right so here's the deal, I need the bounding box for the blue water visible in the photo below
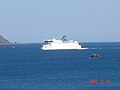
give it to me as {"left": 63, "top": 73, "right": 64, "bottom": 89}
{"left": 0, "top": 42, "right": 120, "bottom": 90}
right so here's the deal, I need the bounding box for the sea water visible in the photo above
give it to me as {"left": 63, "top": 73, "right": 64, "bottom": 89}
{"left": 0, "top": 42, "right": 120, "bottom": 90}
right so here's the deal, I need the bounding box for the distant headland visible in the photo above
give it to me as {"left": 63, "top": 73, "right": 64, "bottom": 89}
{"left": 0, "top": 35, "right": 10, "bottom": 44}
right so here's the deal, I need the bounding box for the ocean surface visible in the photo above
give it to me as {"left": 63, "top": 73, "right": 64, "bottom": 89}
{"left": 0, "top": 42, "right": 120, "bottom": 90}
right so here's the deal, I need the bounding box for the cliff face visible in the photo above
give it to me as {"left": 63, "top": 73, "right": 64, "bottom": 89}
{"left": 0, "top": 35, "right": 10, "bottom": 44}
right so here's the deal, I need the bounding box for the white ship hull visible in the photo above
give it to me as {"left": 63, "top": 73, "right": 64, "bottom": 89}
{"left": 42, "top": 47, "right": 87, "bottom": 50}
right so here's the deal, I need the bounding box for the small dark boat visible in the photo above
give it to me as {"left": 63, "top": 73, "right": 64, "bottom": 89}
{"left": 90, "top": 53, "right": 100, "bottom": 58}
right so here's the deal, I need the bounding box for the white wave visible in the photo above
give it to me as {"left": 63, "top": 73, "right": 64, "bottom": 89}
{"left": 88, "top": 48, "right": 104, "bottom": 50}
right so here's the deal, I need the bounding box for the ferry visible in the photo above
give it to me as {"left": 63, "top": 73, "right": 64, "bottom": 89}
{"left": 41, "top": 36, "right": 87, "bottom": 50}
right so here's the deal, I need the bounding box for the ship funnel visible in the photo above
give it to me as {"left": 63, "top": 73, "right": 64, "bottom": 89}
{"left": 62, "top": 36, "right": 67, "bottom": 42}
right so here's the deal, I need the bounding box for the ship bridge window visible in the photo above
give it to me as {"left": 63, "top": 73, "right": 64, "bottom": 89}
{"left": 44, "top": 41, "right": 53, "bottom": 43}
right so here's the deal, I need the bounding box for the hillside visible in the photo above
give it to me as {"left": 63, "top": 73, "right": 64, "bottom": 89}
{"left": 0, "top": 35, "right": 10, "bottom": 44}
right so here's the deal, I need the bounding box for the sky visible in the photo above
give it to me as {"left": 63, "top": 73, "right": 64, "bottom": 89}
{"left": 0, "top": 0, "right": 120, "bottom": 43}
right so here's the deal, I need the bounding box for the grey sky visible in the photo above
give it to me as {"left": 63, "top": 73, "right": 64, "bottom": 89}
{"left": 0, "top": 0, "right": 120, "bottom": 43}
